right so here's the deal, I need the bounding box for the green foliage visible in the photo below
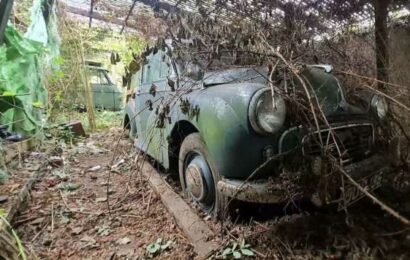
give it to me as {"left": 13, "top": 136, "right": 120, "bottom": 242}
{"left": 58, "top": 183, "right": 81, "bottom": 191}
{"left": 0, "top": 169, "right": 8, "bottom": 185}
{"left": 45, "top": 124, "right": 76, "bottom": 144}
{"left": 218, "top": 239, "right": 255, "bottom": 259}
{"left": 1, "top": 91, "right": 16, "bottom": 97}
{"left": 91, "top": 32, "right": 146, "bottom": 65}
{"left": 0, "top": 209, "right": 27, "bottom": 260}
{"left": 146, "top": 238, "right": 174, "bottom": 257}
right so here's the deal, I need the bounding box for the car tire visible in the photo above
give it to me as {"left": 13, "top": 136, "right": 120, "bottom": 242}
{"left": 179, "top": 133, "right": 226, "bottom": 219}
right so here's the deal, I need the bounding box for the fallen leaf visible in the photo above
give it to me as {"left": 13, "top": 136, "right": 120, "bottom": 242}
{"left": 71, "top": 227, "right": 83, "bottom": 235}
{"left": 8, "top": 183, "right": 20, "bottom": 191}
{"left": 117, "top": 246, "right": 134, "bottom": 257}
{"left": 30, "top": 217, "right": 45, "bottom": 225}
{"left": 96, "top": 197, "right": 107, "bottom": 202}
{"left": 80, "top": 235, "right": 96, "bottom": 244}
{"left": 88, "top": 165, "right": 102, "bottom": 172}
{"left": 58, "top": 183, "right": 81, "bottom": 191}
{"left": 96, "top": 225, "right": 110, "bottom": 236}
{"left": 116, "top": 237, "right": 131, "bottom": 245}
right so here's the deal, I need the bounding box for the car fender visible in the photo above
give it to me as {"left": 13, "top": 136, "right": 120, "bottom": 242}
{"left": 168, "top": 82, "right": 282, "bottom": 179}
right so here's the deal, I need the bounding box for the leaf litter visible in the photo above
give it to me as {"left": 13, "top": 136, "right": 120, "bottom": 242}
{"left": 14, "top": 127, "right": 194, "bottom": 259}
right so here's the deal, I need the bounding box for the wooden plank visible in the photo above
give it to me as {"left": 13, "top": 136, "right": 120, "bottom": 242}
{"left": 0, "top": 165, "right": 42, "bottom": 260}
{"left": 142, "top": 162, "right": 219, "bottom": 259}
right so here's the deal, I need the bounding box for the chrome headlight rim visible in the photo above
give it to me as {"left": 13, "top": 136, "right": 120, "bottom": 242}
{"left": 370, "top": 94, "right": 388, "bottom": 120}
{"left": 248, "top": 88, "right": 286, "bottom": 135}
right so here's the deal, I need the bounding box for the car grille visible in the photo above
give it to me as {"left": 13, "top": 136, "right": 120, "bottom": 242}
{"left": 302, "top": 124, "right": 374, "bottom": 166}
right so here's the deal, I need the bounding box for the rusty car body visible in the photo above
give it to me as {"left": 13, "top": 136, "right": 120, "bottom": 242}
{"left": 123, "top": 47, "right": 394, "bottom": 217}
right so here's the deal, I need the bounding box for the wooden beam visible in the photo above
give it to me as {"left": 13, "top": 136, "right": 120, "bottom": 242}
{"left": 136, "top": 0, "right": 180, "bottom": 14}
{"left": 120, "top": 0, "right": 138, "bottom": 34}
{"left": 0, "top": 0, "right": 14, "bottom": 44}
{"left": 374, "top": 0, "right": 391, "bottom": 89}
{"left": 141, "top": 160, "right": 219, "bottom": 258}
{"left": 89, "top": 0, "right": 94, "bottom": 28}
{"left": 66, "top": 5, "right": 133, "bottom": 29}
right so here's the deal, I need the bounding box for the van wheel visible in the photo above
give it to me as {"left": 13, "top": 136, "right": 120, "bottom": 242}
{"left": 179, "top": 133, "right": 225, "bottom": 218}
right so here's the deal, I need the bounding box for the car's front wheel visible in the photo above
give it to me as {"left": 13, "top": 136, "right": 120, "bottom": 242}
{"left": 179, "top": 133, "right": 225, "bottom": 218}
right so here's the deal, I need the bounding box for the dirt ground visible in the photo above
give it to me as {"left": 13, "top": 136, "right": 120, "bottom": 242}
{"left": 2, "top": 126, "right": 410, "bottom": 259}
{"left": 12, "top": 128, "right": 194, "bottom": 259}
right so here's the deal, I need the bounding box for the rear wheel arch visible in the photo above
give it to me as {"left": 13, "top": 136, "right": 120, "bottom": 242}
{"left": 168, "top": 120, "right": 199, "bottom": 171}
{"left": 123, "top": 113, "right": 137, "bottom": 140}
{"left": 123, "top": 114, "right": 130, "bottom": 129}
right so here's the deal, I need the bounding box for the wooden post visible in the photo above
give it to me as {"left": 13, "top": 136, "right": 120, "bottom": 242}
{"left": 0, "top": 0, "right": 14, "bottom": 44}
{"left": 374, "top": 0, "right": 391, "bottom": 90}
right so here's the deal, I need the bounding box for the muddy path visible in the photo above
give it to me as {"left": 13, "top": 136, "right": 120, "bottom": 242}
{"left": 14, "top": 128, "right": 194, "bottom": 259}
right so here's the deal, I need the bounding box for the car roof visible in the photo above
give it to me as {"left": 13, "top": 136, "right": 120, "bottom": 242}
{"left": 86, "top": 65, "right": 109, "bottom": 71}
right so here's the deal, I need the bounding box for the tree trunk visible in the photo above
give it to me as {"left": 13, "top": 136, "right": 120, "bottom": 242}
{"left": 78, "top": 34, "right": 96, "bottom": 131}
{"left": 374, "top": 0, "right": 391, "bottom": 89}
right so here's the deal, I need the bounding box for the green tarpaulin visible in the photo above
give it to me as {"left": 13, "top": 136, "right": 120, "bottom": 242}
{"left": 0, "top": 26, "right": 47, "bottom": 137}
{"left": 0, "top": 0, "right": 60, "bottom": 137}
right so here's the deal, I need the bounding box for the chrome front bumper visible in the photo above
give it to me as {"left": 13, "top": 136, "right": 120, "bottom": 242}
{"left": 217, "top": 154, "right": 395, "bottom": 204}
{"left": 217, "top": 178, "right": 285, "bottom": 204}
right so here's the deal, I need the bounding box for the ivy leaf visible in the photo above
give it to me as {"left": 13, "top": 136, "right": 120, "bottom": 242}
{"left": 147, "top": 243, "right": 161, "bottom": 255}
{"left": 222, "top": 247, "right": 232, "bottom": 256}
{"left": 161, "top": 240, "right": 173, "bottom": 250}
{"left": 2, "top": 91, "right": 16, "bottom": 97}
{"left": 32, "top": 101, "right": 43, "bottom": 108}
{"left": 241, "top": 248, "right": 255, "bottom": 256}
{"left": 233, "top": 251, "right": 242, "bottom": 259}
{"left": 0, "top": 208, "right": 7, "bottom": 218}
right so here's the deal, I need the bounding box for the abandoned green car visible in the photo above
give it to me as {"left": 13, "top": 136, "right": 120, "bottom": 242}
{"left": 87, "top": 64, "right": 123, "bottom": 111}
{"left": 124, "top": 48, "right": 394, "bottom": 217}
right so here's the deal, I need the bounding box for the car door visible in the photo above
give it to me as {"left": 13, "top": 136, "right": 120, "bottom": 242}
{"left": 89, "top": 68, "right": 114, "bottom": 110}
{"left": 135, "top": 50, "right": 173, "bottom": 163}
{"left": 100, "top": 70, "right": 122, "bottom": 111}
{"left": 88, "top": 68, "right": 104, "bottom": 109}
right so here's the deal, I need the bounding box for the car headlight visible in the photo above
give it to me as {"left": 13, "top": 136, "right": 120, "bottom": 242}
{"left": 370, "top": 95, "right": 388, "bottom": 119}
{"left": 249, "top": 88, "right": 286, "bottom": 134}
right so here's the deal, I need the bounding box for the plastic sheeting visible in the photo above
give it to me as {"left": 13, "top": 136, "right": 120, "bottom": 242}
{"left": 25, "top": 0, "right": 48, "bottom": 45}
{"left": 0, "top": 26, "right": 47, "bottom": 136}
{"left": 0, "top": 0, "right": 60, "bottom": 137}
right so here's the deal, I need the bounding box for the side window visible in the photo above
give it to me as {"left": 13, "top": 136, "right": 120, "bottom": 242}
{"left": 160, "top": 54, "right": 171, "bottom": 78}
{"left": 142, "top": 64, "right": 152, "bottom": 84}
{"left": 89, "top": 69, "right": 108, "bottom": 84}
{"left": 89, "top": 69, "right": 101, "bottom": 84}
{"left": 132, "top": 70, "right": 141, "bottom": 89}
{"left": 148, "top": 52, "right": 160, "bottom": 82}
{"left": 140, "top": 52, "right": 171, "bottom": 87}
{"left": 99, "top": 71, "right": 109, "bottom": 85}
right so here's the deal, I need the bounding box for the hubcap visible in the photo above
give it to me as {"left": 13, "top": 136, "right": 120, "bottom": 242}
{"left": 184, "top": 153, "right": 215, "bottom": 212}
{"left": 186, "top": 164, "right": 205, "bottom": 200}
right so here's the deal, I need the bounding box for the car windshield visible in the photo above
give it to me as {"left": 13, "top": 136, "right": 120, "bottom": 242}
{"left": 293, "top": 66, "right": 344, "bottom": 112}
{"left": 175, "top": 50, "right": 265, "bottom": 78}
